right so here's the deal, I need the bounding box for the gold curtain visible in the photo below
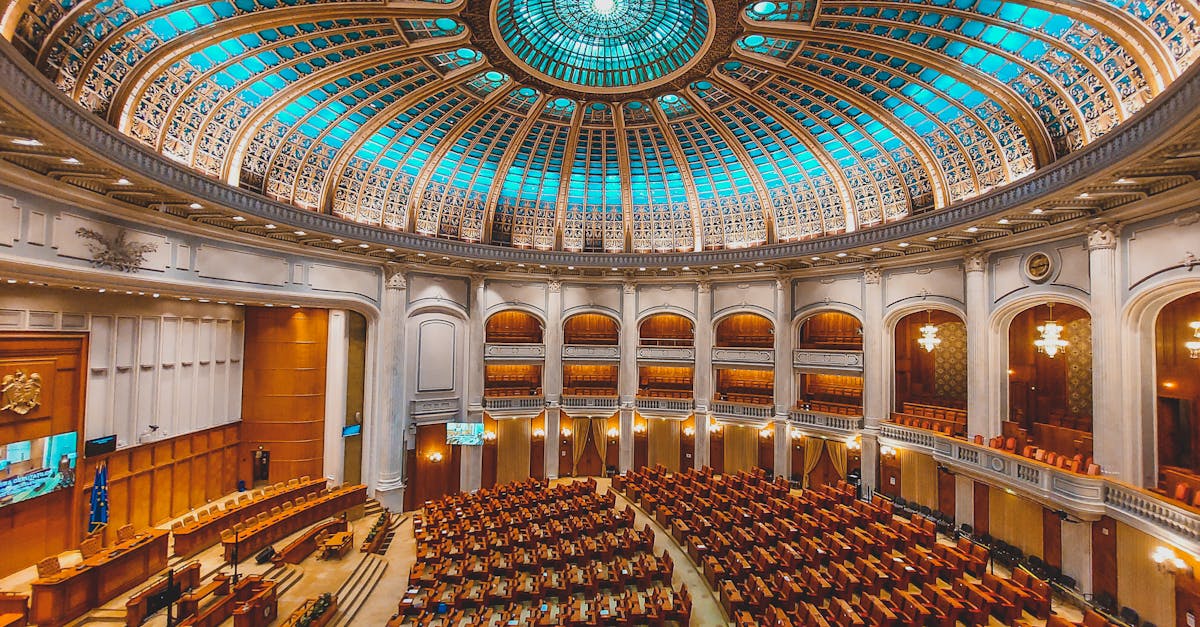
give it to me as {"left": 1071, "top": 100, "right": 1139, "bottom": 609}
{"left": 802, "top": 438, "right": 824, "bottom": 488}
{"left": 646, "top": 418, "right": 681, "bottom": 472}
{"left": 723, "top": 425, "right": 759, "bottom": 474}
{"left": 988, "top": 486, "right": 1044, "bottom": 558}
{"left": 572, "top": 417, "right": 593, "bottom": 467}
{"left": 495, "top": 418, "right": 531, "bottom": 485}
{"left": 591, "top": 418, "right": 607, "bottom": 468}
{"left": 826, "top": 440, "right": 848, "bottom": 480}
{"left": 899, "top": 449, "right": 939, "bottom": 509}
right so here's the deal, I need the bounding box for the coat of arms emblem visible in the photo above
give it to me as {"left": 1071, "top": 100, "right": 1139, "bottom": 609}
{"left": 1, "top": 370, "right": 43, "bottom": 415}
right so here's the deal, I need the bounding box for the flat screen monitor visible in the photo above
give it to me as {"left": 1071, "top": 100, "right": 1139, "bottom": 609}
{"left": 84, "top": 434, "right": 117, "bottom": 457}
{"left": 341, "top": 424, "right": 362, "bottom": 437}
{"left": 0, "top": 431, "right": 77, "bottom": 508}
{"left": 446, "top": 422, "right": 484, "bottom": 446}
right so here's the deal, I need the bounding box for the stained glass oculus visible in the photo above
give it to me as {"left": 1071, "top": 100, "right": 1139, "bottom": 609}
{"left": 492, "top": 0, "right": 714, "bottom": 91}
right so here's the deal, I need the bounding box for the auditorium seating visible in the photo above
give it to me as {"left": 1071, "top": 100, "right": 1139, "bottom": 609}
{"left": 615, "top": 464, "right": 1065, "bottom": 626}
{"left": 890, "top": 402, "right": 968, "bottom": 437}
{"left": 388, "top": 478, "right": 690, "bottom": 626}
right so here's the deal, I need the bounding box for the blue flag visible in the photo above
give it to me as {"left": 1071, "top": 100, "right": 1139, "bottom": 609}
{"left": 88, "top": 463, "right": 108, "bottom": 534}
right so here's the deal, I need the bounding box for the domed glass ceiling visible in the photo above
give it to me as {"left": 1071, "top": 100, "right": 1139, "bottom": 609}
{"left": 5, "top": 0, "right": 1199, "bottom": 253}
{"left": 492, "top": 0, "right": 712, "bottom": 90}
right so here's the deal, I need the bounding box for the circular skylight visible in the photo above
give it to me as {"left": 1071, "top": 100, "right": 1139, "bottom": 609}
{"left": 492, "top": 0, "right": 713, "bottom": 92}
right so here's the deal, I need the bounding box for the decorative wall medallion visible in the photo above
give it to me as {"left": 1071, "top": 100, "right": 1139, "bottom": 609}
{"left": 76, "top": 228, "right": 158, "bottom": 272}
{"left": 1, "top": 369, "right": 42, "bottom": 415}
{"left": 1023, "top": 252, "right": 1053, "bottom": 283}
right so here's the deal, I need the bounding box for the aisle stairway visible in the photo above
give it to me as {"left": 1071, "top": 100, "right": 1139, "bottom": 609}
{"left": 330, "top": 554, "right": 388, "bottom": 627}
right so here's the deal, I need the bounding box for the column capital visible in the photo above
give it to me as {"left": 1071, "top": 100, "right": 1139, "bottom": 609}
{"left": 547, "top": 279, "right": 561, "bottom": 293}
{"left": 863, "top": 266, "right": 882, "bottom": 285}
{"left": 964, "top": 250, "right": 987, "bottom": 273}
{"left": 697, "top": 280, "right": 711, "bottom": 294}
{"left": 1087, "top": 222, "right": 1120, "bottom": 250}
{"left": 623, "top": 281, "right": 637, "bottom": 295}
{"left": 469, "top": 274, "right": 486, "bottom": 290}
{"left": 385, "top": 265, "right": 407, "bottom": 291}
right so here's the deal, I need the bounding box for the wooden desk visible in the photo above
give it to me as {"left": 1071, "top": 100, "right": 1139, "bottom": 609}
{"left": 320, "top": 531, "right": 354, "bottom": 560}
{"left": 172, "top": 479, "right": 326, "bottom": 558}
{"left": 32, "top": 529, "right": 169, "bottom": 627}
{"left": 223, "top": 485, "right": 366, "bottom": 562}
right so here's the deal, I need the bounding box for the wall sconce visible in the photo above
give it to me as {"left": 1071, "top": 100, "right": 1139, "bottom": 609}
{"left": 1187, "top": 321, "right": 1200, "bottom": 359}
{"left": 846, "top": 436, "right": 861, "bottom": 451}
{"left": 560, "top": 427, "right": 572, "bottom": 438}
{"left": 790, "top": 429, "right": 805, "bottom": 439}
{"left": 633, "top": 424, "right": 647, "bottom": 434}
{"left": 606, "top": 427, "right": 619, "bottom": 439}
{"left": 427, "top": 451, "right": 444, "bottom": 463}
{"left": 483, "top": 431, "right": 497, "bottom": 441}
{"left": 708, "top": 423, "right": 723, "bottom": 433}
{"left": 683, "top": 426, "right": 695, "bottom": 437}
{"left": 759, "top": 428, "right": 773, "bottom": 439}
{"left": 532, "top": 428, "right": 546, "bottom": 439}
{"left": 1152, "top": 546, "right": 1192, "bottom": 575}
{"left": 879, "top": 445, "right": 897, "bottom": 457}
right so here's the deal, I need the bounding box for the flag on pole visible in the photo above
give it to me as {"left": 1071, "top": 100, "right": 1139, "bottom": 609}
{"left": 88, "top": 462, "right": 108, "bottom": 534}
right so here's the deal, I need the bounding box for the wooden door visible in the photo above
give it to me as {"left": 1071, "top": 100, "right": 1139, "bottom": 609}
{"left": 575, "top": 427, "right": 604, "bottom": 476}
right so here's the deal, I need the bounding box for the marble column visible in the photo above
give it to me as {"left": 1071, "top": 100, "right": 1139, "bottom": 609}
{"left": 323, "top": 309, "right": 349, "bottom": 484}
{"left": 618, "top": 281, "right": 637, "bottom": 471}
{"left": 859, "top": 431, "right": 879, "bottom": 497}
{"left": 1088, "top": 223, "right": 1125, "bottom": 479}
{"left": 544, "top": 278, "right": 563, "bottom": 478}
{"left": 861, "top": 267, "right": 885, "bottom": 428}
{"left": 773, "top": 278, "right": 794, "bottom": 478}
{"left": 1061, "top": 519, "right": 1094, "bottom": 595}
{"left": 964, "top": 251, "right": 994, "bottom": 438}
{"left": 462, "top": 275, "right": 486, "bottom": 492}
{"left": 954, "top": 475, "right": 975, "bottom": 528}
{"left": 694, "top": 281, "right": 713, "bottom": 469}
{"left": 374, "top": 268, "right": 408, "bottom": 510}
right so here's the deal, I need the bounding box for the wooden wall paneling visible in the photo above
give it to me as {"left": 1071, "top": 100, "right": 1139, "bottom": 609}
{"left": 1154, "top": 292, "right": 1200, "bottom": 473}
{"left": 485, "top": 311, "right": 543, "bottom": 343}
{"left": 563, "top": 314, "right": 619, "bottom": 345}
{"left": 797, "top": 312, "right": 862, "bottom": 350}
{"left": 604, "top": 415, "right": 619, "bottom": 472}
{"left": 710, "top": 428, "right": 724, "bottom": 473}
{"left": 633, "top": 419, "right": 648, "bottom": 470}
{"left": 790, "top": 436, "right": 805, "bottom": 482}
{"left": 639, "top": 314, "right": 693, "bottom": 343}
{"left": 879, "top": 453, "right": 900, "bottom": 498}
{"left": 715, "top": 314, "right": 773, "bottom": 348}
{"left": 1176, "top": 572, "right": 1200, "bottom": 627}
{"left": 679, "top": 416, "right": 694, "bottom": 471}
{"left": 646, "top": 417, "right": 680, "bottom": 472}
{"left": 1042, "top": 508, "right": 1063, "bottom": 569}
{"left": 937, "top": 467, "right": 956, "bottom": 519}
{"left": 973, "top": 481, "right": 990, "bottom": 535}
{"left": 403, "top": 448, "right": 418, "bottom": 511}
{"left": 481, "top": 414, "right": 497, "bottom": 489}
{"left": 0, "top": 333, "right": 87, "bottom": 577}
{"left": 757, "top": 431, "right": 773, "bottom": 472}
{"left": 1093, "top": 516, "right": 1118, "bottom": 603}
{"left": 411, "top": 423, "right": 455, "bottom": 506}
{"left": 240, "top": 308, "right": 327, "bottom": 484}
{"left": 988, "top": 487, "right": 1044, "bottom": 558}
{"left": 530, "top": 414, "right": 545, "bottom": 480}
{"left": 1115, "top": 521, "right": 1175, "bottom": 627}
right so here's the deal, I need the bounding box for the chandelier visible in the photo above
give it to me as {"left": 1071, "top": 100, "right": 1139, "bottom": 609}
{"left": 1187, "top": 321, "right": 1200, "bottom": 359}
{"left": 917, "top": 310, "right": 941, "bottom": 352}
{"left": 1034, "top": 303, "right": 1068, "bottom": 358}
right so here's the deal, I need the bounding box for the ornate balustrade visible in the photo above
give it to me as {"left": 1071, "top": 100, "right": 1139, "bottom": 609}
{"left": 879, "top": 423, "right": 1200, "bottom": 556}
{"left": 792, "top": 349, "right": 864, "bottom": 372}
{"left": 484, "top": 343, "right": 546, "bottom": 360}
{"left": 635, "top": 346, "right": 695, "bottom": 362}
{"left": 712, "top": 401, "right": 774, "bottom": 421}
{"left": 560, "top": 395, "right": 619, "bottom": 412}
{"left": 634, "top": 397, "right": 693, "bottom": 414}
{"left": 788, "top": 410, "right": 864, "bottom": 436}
{"left": 482, "top": 396, "right": 544, "bottom": 412}
{"left": 712, "top": 347, "right": 774, "bottom": 366}
{"left": 561, "top": 345, "right": 620, "bottom": 360}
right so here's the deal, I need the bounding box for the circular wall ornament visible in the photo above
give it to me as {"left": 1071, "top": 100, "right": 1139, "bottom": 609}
{"left": 1023, "top": 252, "right": 1053, "bottom": 283}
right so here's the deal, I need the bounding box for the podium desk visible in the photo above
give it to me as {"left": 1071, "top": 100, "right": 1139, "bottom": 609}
{"left": 32, "top": 529, "right": 169, "bottom": 627}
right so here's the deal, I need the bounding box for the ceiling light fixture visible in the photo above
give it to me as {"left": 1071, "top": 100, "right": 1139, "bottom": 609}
{"left": 61, "top": 157, "right": 81, "bottom": 165}
{"left": 11, "top": 138, "right": 42, "bottom": 146}
{"left": 1034, "top": 303, "right": 1068, "bottom": 358}
{"left": 232, "top": 216, "right": 246, "bottom": 222}
{"left": 917, "top": 310, "right": 941, "bottom": 353}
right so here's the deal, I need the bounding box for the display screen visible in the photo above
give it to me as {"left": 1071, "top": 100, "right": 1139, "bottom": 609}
{"left": 341, "top": 424, "right": 362, "bottom": 437}
{"left": 446, "top": 422, "right": 485, "bottom": 446}
{"left": 0, "top": 431, "right": 77, "bottom": 507}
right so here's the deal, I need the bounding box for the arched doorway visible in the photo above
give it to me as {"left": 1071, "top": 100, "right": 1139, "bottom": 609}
{"left": 893, "top": 309, "right": 967, "bottom": 437}
{"left": 639, "top": 312, "right": 694, "bottom": 346}
{"left": 485, "top": 310, "right": 544, "bottom": 343}
{"left": 795, "top": 311, "right": 863, "bottom": 415}
{"left": 1154, "top": 291, "right": 1200, "bottom": 500}
{"left": 1006, "top": 302, "right": 1092, "bottom": 458}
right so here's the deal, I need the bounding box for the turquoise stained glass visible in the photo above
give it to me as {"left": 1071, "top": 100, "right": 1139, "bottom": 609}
{"left": 493, "top": 0, "right": 711, "bottom": 89}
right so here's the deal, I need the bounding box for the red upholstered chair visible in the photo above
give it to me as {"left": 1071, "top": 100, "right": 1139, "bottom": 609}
{"left": 1086, "top": 463, "right": 1102, "bottom": 476}
{"left": 1174, "top": 482, "right": 1192, "bottom": 503}
{"left": 973, "top": 435, "right": 984, "bottom": 445}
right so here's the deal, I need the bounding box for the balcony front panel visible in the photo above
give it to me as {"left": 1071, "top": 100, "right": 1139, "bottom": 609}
{"left": 636, "top": 346, "right": 696, "bottom": 362}
{"left": 484, "top": 343, "right": 547, "bottom": 360}
{"left": 562, "top": 345, "right": 621, "bottom": 361}
{"left": 712, "top": 347, "right": 775, "bottom": 366}
{"left": 792, "top": 349, "right": 865, "bottom": 373}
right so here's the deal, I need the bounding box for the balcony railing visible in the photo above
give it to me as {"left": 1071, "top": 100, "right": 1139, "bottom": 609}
{"left": 562, "top": 344, "right": 620, "bottom": 360}
{"left": 561, "top": 395, "right": 619, "bottom": 411}
{"left": 712, "top": 401, "right": 774, "bottom": 420}
{"left": 636, "top": 345, "right": 695, "bottom": 362}
{"left": 635, "top": 397, "right": 693, "bottom": 413}
{"left": 484, "top": 343, "right": 546, "bottom": 360}
{"left": 879, "top": 423, "right": 1200, "bottom": 556}
{"left": 789, "top": 409, "right": 864, "bottom": 434}
{"left": 792, "top": 349, "right": 865, "bottom": 372}
{"left": 483, "top": 396, "right": 544, "bottom": 411}
{"left": 713, "top": 347, "right": 774, "bottom": 365}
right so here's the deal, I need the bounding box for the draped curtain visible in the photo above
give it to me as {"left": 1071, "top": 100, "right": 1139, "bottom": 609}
{"left": 495, "top": 418, "right": 531, "bottom": 485}
{"left": 646, "top": 418, "right": 681, "bottom": 471}
{"left": 573, "top": 417, "right": 592, "bottom": 467}
{"left": 826, "top": 441, "right": 848, "bottom": 480}
{"left": 802, "top": 438, "right": 824, "bottom": 488}
{"left": 723, "top": 425, "right": 759, "bottom": 474}
{"left": 591, "top": 419, "right": 607, "bottom": 469}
